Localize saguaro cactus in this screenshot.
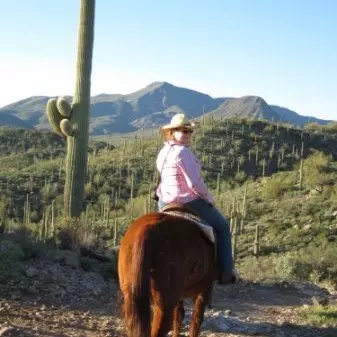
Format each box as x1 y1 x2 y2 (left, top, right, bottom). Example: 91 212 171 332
46 0 95 218
253 223 260 256
298 141 304 190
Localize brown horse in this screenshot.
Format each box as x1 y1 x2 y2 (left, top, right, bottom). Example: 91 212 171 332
118 209 219 337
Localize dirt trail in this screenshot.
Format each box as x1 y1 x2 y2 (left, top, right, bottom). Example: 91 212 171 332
0 257 336 337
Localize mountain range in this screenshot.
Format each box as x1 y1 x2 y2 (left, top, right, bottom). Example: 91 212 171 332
0 81 332 135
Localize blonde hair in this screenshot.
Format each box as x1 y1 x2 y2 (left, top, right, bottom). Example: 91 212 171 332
161 128 174 141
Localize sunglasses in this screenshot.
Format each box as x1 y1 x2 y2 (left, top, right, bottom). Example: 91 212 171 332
175 129 193 134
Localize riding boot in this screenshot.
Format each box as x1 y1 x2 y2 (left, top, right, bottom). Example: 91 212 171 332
218 269 239 285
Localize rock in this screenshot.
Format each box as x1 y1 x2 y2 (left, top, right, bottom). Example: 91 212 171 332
224 309 232 316
27 284 38 294
274 331 286 337
277 318 285 326
24 266 39 278
56 288 66 298
311 296 329 306
0 326 15 336
309 187 322 196
211 311 221 317
55 250 80 269
10 294 20 300
63 255 80 269
303 224 312 231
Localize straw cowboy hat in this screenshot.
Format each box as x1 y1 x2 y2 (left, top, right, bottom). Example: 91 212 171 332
161 113 198 131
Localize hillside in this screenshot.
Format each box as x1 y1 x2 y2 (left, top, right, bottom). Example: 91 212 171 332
211 96 280 120
1 117 337 282
271 105 330 125
0 82 332 135
1 118 337 335
0 114 34 129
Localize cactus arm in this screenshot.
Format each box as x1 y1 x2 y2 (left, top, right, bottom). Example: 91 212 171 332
57 97 72 117
60 119 74 137
46 99 64 137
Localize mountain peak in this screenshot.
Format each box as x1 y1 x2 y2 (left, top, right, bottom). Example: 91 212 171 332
0 82 332 134
140 81 173 92
125 81 174 101
240 95 267 104
210 95 280 121
146 81 170 89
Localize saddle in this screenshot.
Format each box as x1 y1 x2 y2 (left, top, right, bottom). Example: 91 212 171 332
160 203 216 244
160 202 197 216
161 203 218 308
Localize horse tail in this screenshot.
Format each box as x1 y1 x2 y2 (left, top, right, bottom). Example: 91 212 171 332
126 226 154 337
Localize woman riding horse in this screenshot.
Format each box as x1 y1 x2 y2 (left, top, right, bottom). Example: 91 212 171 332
118 114 239 337
156 113 238 285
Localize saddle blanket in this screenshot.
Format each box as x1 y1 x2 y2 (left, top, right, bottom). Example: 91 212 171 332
160 210 216 243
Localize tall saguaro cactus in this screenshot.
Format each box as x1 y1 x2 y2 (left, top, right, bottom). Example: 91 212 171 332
46 0 95 218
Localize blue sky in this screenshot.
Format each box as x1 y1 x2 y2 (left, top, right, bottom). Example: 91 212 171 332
0 0 336 120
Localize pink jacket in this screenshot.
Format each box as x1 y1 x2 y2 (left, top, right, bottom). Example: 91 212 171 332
156 140 215 205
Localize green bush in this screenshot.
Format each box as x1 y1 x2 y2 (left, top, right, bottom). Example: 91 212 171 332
274 253 312 281
303 152 333 189
262 173 294 199
298 304 337 328
234 171 247 183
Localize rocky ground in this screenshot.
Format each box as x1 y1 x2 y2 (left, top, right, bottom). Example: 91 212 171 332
0 251 336 337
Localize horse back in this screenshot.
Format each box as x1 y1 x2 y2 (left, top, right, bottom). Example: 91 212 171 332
118 211 217 297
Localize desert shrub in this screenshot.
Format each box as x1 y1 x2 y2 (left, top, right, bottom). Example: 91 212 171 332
262 173 294 199
267 218 293 237
0 240 25 281
274 253 312 281
124 195 156 218
304 123 323 133
234 171 247 183
263 124 276 133
303 152 333 189
329 184 337 203
237 253 308 283
57 218 98 251
301 200 322 216
298 304 337 328
99 260 118 279
238 243 337 284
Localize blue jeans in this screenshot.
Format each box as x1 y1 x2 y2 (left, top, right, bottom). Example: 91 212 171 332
157 199 233 274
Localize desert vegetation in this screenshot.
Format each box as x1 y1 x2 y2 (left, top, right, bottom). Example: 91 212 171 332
1 117 336 288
